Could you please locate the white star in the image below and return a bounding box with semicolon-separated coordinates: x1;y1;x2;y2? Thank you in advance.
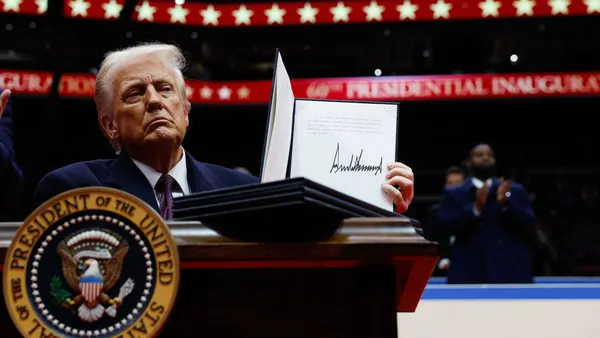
69;0;90;17
136;1;156;22
218;87;232;100
479;0;501;17
232;4;253;25
513;0;535;16
200;86;213;99
2;0;21;12
185;86;194;99
200;4;221;25
237;87;250;99
265;4;286;25
396;0;418;20
584;0;600;13
548;0;570;15
297;3;318;23
102;0;123;19
35;0;46;14
168;4;189;23
430;0;452;19
363;1;385;21
330;2;352;22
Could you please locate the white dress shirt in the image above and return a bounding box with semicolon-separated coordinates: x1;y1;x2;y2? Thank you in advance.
471;177;492;190
131;149;191;207
472;177;493;216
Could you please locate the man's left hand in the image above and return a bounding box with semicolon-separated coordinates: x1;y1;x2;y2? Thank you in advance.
497;177;512;206
382;162;414;214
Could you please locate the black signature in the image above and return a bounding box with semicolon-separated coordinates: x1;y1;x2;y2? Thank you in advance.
329;143;383;175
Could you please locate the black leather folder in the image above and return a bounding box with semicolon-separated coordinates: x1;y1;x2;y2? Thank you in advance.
173;177;420;242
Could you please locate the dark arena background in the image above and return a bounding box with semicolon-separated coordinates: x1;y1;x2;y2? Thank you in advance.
1;1;600;329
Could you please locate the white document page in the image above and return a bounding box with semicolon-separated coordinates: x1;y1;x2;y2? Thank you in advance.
290;100;398;210
260;52;296;182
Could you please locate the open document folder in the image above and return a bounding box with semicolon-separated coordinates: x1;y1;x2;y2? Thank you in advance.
260;50;400;211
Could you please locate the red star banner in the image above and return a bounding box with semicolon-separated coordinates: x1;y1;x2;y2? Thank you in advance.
1;70;599;103
2;0;600;24
0;0;47;15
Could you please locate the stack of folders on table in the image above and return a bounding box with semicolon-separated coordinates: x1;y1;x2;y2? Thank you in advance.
172;177;409;242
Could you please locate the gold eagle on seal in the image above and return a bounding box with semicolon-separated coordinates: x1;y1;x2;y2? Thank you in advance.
56;229;134;323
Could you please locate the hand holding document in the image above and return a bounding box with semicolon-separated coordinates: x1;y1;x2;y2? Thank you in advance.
290;100;398;210
382;162;414;213
260;50;409;212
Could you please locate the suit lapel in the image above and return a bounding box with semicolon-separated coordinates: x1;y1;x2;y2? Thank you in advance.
105;152;160;211
463;176;476;191
185;151;214;193
459;176;477;204
104;150;214;209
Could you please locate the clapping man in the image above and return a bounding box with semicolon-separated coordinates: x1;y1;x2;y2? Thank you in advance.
437;143;536;283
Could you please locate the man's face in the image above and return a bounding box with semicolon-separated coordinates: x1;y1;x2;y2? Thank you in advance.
468;144;496;178
445;173;464;187
102;57;190;153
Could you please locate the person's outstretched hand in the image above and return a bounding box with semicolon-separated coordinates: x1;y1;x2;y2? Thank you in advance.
0;89;11;120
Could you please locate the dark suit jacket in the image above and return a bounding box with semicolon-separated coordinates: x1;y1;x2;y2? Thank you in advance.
425;203;452;277
34;150;259;212
0;89;25;218
425;203;451;259
437;176;536;284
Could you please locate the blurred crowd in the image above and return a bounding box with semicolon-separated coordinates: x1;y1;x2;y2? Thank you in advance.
528;172;600;276
418;163;600;279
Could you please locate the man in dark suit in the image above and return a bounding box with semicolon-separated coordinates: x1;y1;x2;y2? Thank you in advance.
0;89;25;219
35;43;416;218
33;44;258;218
437;143;536;284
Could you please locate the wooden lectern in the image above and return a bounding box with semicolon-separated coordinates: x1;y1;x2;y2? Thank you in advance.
0;218;437;338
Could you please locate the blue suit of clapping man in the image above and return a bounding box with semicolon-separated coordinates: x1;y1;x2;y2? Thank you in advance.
437;144;536;284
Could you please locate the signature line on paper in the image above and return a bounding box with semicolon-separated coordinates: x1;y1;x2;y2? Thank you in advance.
329;143;383;176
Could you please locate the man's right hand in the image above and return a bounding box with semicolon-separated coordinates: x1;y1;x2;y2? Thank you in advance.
475;183;490;212
0;89;11;120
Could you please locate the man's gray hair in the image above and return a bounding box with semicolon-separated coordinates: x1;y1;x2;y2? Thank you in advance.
94;43;188;151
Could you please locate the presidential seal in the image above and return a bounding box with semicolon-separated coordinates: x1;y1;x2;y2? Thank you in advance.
3;187;180;337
